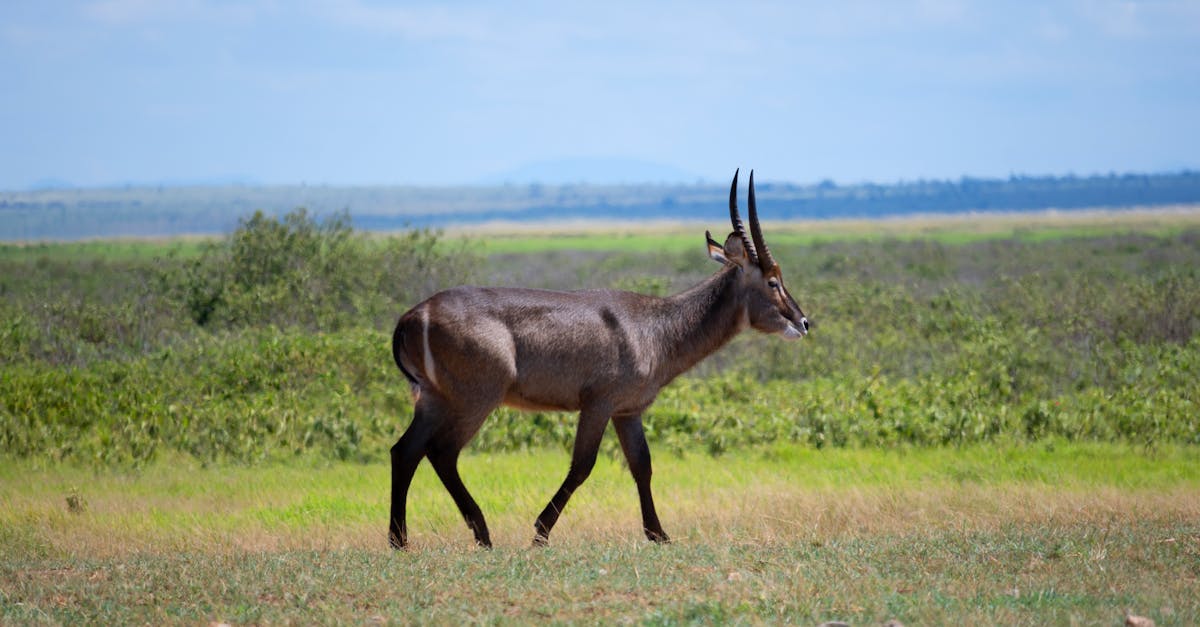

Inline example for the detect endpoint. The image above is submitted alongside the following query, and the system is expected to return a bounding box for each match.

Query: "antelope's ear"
[722,232,749,262]
[706,230,730,264]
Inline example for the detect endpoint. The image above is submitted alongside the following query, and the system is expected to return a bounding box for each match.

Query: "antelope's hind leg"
[388,406,436,550]
[391,392,496,550]
[427,427,492,548]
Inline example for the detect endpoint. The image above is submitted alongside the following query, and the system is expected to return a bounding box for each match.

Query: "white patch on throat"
[421,307,439,388]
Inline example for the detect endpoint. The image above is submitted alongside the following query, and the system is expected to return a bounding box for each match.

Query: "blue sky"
[2,1,1198,189]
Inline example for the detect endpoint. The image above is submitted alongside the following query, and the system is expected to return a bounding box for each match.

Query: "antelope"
[388,170,809,549]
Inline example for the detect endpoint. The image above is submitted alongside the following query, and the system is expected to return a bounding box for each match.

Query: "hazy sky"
[3,1,1199,189]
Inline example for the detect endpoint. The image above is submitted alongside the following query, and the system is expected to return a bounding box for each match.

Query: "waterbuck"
[388,170,809,549]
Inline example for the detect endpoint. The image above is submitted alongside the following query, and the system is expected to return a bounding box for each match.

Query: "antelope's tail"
[392,320,419,388]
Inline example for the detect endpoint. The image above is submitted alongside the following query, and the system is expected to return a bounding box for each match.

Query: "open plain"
[3,209,1198,623]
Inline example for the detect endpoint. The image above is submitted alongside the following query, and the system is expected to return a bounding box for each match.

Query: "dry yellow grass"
[4,446,1198,624]
[5,446,1198,559]
[446,204,1200,239]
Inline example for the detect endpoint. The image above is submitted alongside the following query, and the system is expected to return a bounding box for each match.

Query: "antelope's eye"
[767,278,780,289]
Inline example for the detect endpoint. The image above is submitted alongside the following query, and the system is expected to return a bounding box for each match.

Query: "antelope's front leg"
[613,414,669,543]
[533,404,612,546]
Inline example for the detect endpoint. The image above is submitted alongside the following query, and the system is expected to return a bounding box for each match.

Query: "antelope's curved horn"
[747,170,777,270]
[728,169,759,264]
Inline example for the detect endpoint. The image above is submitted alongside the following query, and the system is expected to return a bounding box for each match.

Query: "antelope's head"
[706,169,810,339]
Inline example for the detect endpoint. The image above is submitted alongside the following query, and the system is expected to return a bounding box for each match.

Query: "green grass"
[4,527,1195,624]
[2,444,1198,623]
[3,210,1200,623]
[467,208,1200,254]
[0,238,209,262]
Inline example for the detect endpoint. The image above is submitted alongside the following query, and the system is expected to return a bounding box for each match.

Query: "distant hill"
[2,171,1199,241]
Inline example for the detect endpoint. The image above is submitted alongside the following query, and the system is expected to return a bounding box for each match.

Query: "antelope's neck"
[655,265,746,383]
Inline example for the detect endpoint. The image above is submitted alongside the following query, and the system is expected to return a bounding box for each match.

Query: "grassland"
[3,445,1198,624]
[2,208,1199,623]
[459,205,1200,254]
[6,204,1198,259]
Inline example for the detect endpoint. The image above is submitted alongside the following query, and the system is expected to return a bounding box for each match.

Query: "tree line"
[2,170,1198,240]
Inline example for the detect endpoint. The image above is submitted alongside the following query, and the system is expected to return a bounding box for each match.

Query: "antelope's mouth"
[782,317,809,339]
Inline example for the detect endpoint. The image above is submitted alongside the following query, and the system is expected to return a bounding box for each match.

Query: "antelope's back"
[395,286,660,410]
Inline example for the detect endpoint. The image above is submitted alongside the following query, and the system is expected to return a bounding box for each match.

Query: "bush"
[171,208,477,331]
[1,220,1197,467]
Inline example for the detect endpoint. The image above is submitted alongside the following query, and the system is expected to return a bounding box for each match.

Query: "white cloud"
[1076,0,1147,38]
[1,22,56,49]
[308,0,499,42]
[83,0,267,26]
[1069,0,1200,40]
[3,0,1197,188]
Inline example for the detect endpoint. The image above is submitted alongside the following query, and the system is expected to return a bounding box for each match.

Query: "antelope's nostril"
[801,317,810,332]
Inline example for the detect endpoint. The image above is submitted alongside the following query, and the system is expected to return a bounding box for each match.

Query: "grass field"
[5,205,1198,259]
[3,444,1198,624]
[459,206,1200,254]
[3,209,1199,624]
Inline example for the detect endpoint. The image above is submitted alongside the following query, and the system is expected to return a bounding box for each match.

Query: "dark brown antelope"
[388,169,809,549]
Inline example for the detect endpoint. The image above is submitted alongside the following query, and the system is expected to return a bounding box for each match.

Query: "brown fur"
[387,171,809,549]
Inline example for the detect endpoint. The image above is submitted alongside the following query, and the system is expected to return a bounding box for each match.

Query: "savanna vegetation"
[2,208,1199,624]
[2,209,1198,466]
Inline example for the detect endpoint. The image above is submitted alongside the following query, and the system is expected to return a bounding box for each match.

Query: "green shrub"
[1,221,1197,467]
[168,208,477,331]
